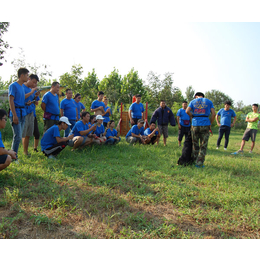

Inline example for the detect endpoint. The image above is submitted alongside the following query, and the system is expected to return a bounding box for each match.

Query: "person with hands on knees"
[40,116,74,159]
[91,91,105,116]
[143,122,160,145]
[105,120,121,145]
[125,119,146,145]
[92,115,107,145]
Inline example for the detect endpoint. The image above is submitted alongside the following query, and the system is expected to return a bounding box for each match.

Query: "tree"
[185,86,195,103]
[205,89,234,108]
[0,22,11,66]
[146,71,161,105]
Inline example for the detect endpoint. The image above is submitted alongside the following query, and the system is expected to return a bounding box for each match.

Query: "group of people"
[0,67,259,171]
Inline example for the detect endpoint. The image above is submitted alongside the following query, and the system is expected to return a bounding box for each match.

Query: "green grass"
[0,127,260,239]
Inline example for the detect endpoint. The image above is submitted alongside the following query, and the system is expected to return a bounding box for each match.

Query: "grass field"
[0,126,259,239]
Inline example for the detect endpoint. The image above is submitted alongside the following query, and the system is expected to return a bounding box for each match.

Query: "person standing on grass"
[32,89,41,153]
[102,96,111,128]
[60,89,78,137]
[216,100,237,151]
[22,74,40,156]
[41,116,74,159]
[143,122,160,145]
[129,94,145,126]
[232,103,260,155]
[91,91,105,116]
[0,109,17,171]
[125,119,146,145]
[150,100,176,146]
[73,93,85,121]
[68,111,96,150]
[92,115,107,145]
[41,82,60,133]
[186,92,215,168]
[105,120,121,145]
[176,101,191,147]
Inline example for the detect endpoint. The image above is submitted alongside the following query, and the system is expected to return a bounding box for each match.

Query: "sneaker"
[224,148,227,151]
[216,146,219,150]
[249,150,252,154]
[231,150,243,155]
[34,148,39,153]
[48,155,57,160]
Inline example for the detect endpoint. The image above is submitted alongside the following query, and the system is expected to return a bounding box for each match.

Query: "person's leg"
[196,126,210,166]
[250,141,255,152]
[114,137,121,144]
[43,141,68,157]
[72,136,84,149]
[224,126,231,149]
[0,155,11,171]
[178,126,184,146]
[22,136,30,155]
[216,126,225,148]
[163,125,168,146]
[191,126,200,163]
[33,117,40,151]
[105,138,115,145]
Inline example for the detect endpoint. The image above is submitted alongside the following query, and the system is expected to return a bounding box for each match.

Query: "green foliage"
[185,86,195,103]
[205,89,234,109]
[0,22,11,66]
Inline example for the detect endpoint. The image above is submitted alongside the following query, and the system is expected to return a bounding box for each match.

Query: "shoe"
[249,150,252,154]
[216,146,219,150]
[195,165,205,168]
[34,148,39,152]
[231,150,243,155]
[224,148,227,151]
[48,155,57,160]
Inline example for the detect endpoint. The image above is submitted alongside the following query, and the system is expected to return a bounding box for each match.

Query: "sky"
[1,0,260,106]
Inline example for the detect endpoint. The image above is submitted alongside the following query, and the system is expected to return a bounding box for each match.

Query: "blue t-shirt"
[91,100,105,111]
[70,120,89,137]
[217,108,236,127]
[41,125,60,151]
[106,128,117,138]
[0,131,4,148]
[60,98,77,120]
[103,106,111,123]
[94,124,105,137]
[176,108,191,127]
[8,82,26,117]
[74,100,85,119]
[24,85,36,115]
[144,128,159,136]
[129,102,145,119]
[42,91,60,120]
[125,125,144,138]
[188,98,214,126]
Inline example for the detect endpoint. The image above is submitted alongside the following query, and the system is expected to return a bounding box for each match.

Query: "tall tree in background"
[185,85,195,103]
[0,22,11,66]
[205,89,234,108]
[146,71,161,105]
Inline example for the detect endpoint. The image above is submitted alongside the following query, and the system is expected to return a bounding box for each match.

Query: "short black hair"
[194,92,204,98]
[224,101,232,106]
[52,82,60,87]
[74,93,81,99]
[182,101,188,104]
[160,100,165,103]
[98,91,104,95]
[66,88,72,93]
[150,122,156,125]
[252,103,258,107]
[81,111,90,119]
[18,68,29,78]
[29,74,39,82]
[90,115,96,121]
[0,109,7,120]
[136,94,141,98]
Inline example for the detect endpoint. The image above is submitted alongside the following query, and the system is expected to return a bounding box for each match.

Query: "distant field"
[0,127,259,239]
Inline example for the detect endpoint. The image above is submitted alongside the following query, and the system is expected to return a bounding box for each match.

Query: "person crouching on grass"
[105,120,121,145]
[0,109,17,171]
[40,116,74,159]
[92,115,107,145]
[143,122,160,145]
[125,119,146,145]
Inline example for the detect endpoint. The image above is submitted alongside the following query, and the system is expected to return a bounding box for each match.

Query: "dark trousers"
[33,117,40,140]
[43,141,68,157]
[217,126,231,148]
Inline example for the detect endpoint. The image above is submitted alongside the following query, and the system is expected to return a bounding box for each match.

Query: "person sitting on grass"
[125,119,146,145]
[105,120,121,145]
[0,109,17,171]
[92,115,107,145]
[41,116,74,159]
[68,111,97,150]
[143,122,160,145]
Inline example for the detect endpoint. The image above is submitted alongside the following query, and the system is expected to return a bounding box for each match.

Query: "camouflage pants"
[191,125,210,166]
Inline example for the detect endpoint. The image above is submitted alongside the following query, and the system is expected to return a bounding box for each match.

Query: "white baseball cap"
[96,115,105,120]
[59,116,71,125]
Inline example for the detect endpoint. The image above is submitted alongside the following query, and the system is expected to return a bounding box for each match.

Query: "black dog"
[177,131,194,166]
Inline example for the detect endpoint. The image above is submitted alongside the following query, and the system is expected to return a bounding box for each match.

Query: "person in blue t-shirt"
[91,91,105,116]
[0,109,17,171]
[129,94,145,126]
[186,92,216,168]
[176,101,191,147]
[93,115,107,145]
[73,93,86,120]
[102,96,111,128]
[41,116,74,159]
[41,82,60,133]
[105,120,121,145]
[126,119,146,145]
[143,122,160,145]
[60,89,78,137]
[216,101,237,150]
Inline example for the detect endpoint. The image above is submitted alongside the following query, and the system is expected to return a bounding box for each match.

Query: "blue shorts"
[0,154,8,164]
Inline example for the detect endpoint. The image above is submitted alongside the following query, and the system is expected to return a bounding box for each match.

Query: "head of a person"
[102,96,108,105]
[160,100,166,108]
[97,91,104,101]
[58,116,71,130]
[224,100,232,110]
[51,82,60,94]
[194,92,205,98]
[90,115,96,124]
[18,68,29,82]
[74,93,81,103]
[66,88,73,99]
[0,109,7,129]
[137,119,144,128]
[27,74,39,88]
[135,94,141,103]
[81,111,90,122]
[96,115,104,125]
[252,103,258,112]
[108,120,115,128]
[149,122,156,131]
[182,101,188,110]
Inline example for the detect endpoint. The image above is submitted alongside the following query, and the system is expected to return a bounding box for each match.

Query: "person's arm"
[25,87,37,99]
[246,116,259,122]
[60,108,64,117]
[41,102,46,112]
[9,95,19,124]
[91,106,105,113]
[0,147,17,159]
[79,125,97,136]
[231,116,237,127]
[186,107,192,118]
[56,134,74,143]
[210,108,216,125]
[76,107,78,121]
[176,116,181,129]
[129,110,134,125]
[216,114,221,127]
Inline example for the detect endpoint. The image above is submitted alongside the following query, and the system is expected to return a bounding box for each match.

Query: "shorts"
[242,128,257,142]
[68,136,92,147]
[158,125,168,138]
[0,154,8,164]
[22,112,34,137]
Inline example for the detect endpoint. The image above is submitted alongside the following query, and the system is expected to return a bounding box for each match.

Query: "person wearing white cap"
[40,116,74,159]
[92,115,107,145]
